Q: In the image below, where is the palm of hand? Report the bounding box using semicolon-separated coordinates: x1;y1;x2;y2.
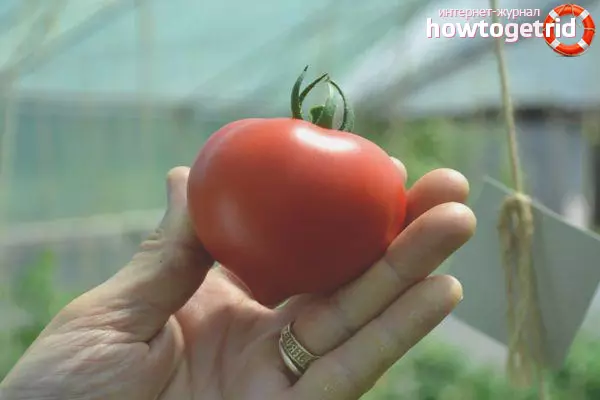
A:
2;268;296;400
162;268;296;400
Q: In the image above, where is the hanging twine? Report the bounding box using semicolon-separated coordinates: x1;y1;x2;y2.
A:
498;195;546;388
488;0;548;395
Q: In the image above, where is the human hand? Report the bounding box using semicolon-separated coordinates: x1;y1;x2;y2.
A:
0;162;475;400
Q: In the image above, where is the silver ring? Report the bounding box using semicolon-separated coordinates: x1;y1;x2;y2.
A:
278;322;320;377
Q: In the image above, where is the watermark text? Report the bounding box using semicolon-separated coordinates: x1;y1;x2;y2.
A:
427;17;577;42
438;8;541;20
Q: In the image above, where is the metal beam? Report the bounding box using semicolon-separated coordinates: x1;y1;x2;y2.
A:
0;0;153;90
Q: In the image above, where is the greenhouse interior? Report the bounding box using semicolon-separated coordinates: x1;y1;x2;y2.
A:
2;0;600;398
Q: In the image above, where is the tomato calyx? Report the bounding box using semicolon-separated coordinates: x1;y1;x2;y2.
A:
291;65;355;132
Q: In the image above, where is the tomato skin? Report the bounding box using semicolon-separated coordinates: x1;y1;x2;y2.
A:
187;118;407;306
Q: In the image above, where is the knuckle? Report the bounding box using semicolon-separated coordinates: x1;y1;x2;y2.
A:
138;228;166;251
326;294;358;341
368;318;405;365
381;256;411;286
322;357;371;398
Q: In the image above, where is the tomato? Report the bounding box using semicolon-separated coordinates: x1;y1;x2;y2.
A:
187;68;407;306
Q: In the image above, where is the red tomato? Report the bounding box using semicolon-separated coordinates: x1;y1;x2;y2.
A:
187;117;407;306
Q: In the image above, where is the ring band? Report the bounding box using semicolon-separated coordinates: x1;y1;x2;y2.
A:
278;339;303;377
279;322;320;376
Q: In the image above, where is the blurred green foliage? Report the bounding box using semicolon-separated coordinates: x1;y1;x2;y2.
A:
2;251;600;399
365;335;600;400
0;251;78;380
356;114;508;189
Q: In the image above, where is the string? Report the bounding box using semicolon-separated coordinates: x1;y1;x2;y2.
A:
488;0;548;397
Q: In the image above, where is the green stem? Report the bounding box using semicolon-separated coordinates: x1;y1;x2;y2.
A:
290;65;355;132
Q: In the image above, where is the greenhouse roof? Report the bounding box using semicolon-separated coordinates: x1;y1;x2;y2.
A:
1;0;428;113
4;0;596;117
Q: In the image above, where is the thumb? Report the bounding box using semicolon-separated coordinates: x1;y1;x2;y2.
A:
63;167;214;341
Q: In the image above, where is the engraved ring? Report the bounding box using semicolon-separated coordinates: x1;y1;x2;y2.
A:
278;322;320;377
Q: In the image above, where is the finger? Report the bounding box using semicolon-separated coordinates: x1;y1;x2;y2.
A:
60;167;214;341
405;168;469;225
288;202;475;355
291;275;462;400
